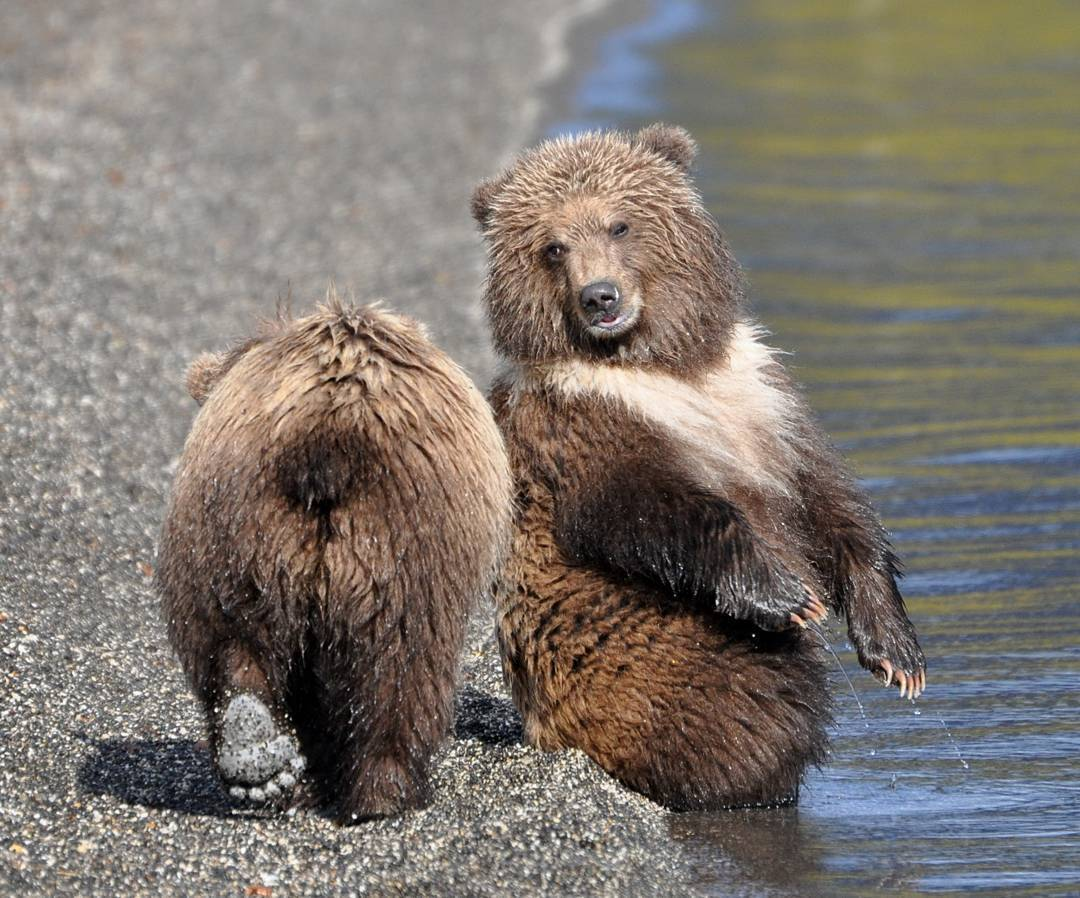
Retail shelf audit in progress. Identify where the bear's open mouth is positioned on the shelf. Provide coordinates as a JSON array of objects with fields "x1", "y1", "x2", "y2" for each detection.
[{"x1": 583, "y1": 304, "x2": 640, "y2": 338}]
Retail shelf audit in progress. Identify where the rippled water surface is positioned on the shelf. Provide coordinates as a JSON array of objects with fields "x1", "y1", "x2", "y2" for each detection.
[{"x1": 561, "y1": 1, "x2": 1080, "y2": 894}]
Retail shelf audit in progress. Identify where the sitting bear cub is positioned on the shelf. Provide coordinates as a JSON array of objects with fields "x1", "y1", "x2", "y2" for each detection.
[
  {"x1": 157, "y1": 298, "x2": 512, "y2": 822},
  {"x1": 472, "y1": 125, "x2": 926, "y2": 809}
]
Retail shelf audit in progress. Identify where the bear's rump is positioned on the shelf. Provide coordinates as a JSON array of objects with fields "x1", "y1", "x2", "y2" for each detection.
[{"x1": 501, "y1": 553, "x2": 830, "y2": 807}]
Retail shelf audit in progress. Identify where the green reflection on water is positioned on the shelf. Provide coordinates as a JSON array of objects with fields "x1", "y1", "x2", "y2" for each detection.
[
  {"x1": 645, "y1": 1, "x2": 1080, "y2": 895},
  {"x1": 657, "y1": 0, "x2": 1080, "y2": 581}
]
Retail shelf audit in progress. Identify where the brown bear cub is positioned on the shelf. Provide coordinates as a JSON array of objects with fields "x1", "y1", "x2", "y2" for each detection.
[
  {"x1": 157, "y1": 297, "x2": 512, "y2": 823},
  {"x1": 472, "y1": 125, "x2": 926, "y2": 811}
]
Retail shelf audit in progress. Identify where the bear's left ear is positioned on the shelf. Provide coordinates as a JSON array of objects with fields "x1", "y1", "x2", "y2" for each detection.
[
  {"x1": 471, "y1": 171, "x2": 511, "y2": 228},
  {"x1": 186, "y1": 351, "x2": 228, "y2": 405},
  {"x1": 634, "y1": 123, "x2": 698, "y2": 172},
  {"x1": 185, "y1": 339, "x2": 259, "y2": 405}
]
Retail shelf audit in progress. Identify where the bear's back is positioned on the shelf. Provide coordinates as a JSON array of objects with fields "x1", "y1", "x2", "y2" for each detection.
[{"x1": 161, "y1": 305, "x2": 512, "y2": 626}]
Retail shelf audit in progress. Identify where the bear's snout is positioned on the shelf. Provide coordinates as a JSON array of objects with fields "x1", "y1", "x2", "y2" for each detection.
[{"x1": 579, "y1": 281, "x2": 622, "y2": 324}]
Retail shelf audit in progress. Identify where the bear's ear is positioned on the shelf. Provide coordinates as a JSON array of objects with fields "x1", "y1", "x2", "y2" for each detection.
[
  {"x1": 185, "y1": 351, "x2": 228, "y2": 405},
  {"x1": 634, "y1": 123, "x2": 698, "y2": 172},
  {"x1": 185, "y1": 340, "x2": 258, "y2": 404},
  {"x1": 471, "y1": 171, "x2": 511, "y2": 228}
]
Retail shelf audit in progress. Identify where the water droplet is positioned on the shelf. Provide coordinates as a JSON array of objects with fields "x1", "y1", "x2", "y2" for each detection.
[{"x1": 936, "y1": 716, "x2": 970, "y2": 770}]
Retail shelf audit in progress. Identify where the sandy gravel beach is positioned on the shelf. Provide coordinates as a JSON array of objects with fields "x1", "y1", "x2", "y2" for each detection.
[{"x1": 0, "y1": 1, "x2": 698, "y2": 895}]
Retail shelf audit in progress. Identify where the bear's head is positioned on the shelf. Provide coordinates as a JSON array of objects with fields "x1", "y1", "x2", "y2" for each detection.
[{"x1": 472, "y1": 124, "x2": 743, "y2": 371}]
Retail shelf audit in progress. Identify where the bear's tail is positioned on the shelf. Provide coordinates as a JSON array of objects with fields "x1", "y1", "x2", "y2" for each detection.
[{"x1": 275, "y1": 435, "x2": 368, "y2": 517}]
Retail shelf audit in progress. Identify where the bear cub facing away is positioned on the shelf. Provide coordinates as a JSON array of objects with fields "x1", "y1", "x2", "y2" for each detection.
[
  {"x1": 157, "y1": 298, "x2": 512, "y2": 823},
  {"x1": 473, "y1": 125, "x2": 926, "y2": 810}
]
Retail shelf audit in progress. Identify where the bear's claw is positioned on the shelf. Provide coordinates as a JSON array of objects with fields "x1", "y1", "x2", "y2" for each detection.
[
  {"x1": 216, "y1": 693, "x2": 306, "y2": 805},
  {"x1": 737, "y1": 560, "x2": 830, "y2": 632},
  {"x1": 877, "y1": 659, "x2": 926, "y2": 700},
  {"x1": 789, "y1": 590, "x2": 829, "y2": 629}
]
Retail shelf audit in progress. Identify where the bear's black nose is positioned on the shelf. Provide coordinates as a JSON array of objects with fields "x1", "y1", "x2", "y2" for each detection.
[{"x1": 579, "y1": 281, "x2": 621, "y2": 316}]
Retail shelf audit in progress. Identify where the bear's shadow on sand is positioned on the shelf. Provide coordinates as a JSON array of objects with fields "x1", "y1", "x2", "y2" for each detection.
[
  {"x1": 76, "y1": 734, "x2": 233, "y2": 817},
  {"x1": 77, "y1": 686, "x2": 523, "y2": 816},
  {"x1": 453, "y1": 684, "x2": 524, "y2": 745}
]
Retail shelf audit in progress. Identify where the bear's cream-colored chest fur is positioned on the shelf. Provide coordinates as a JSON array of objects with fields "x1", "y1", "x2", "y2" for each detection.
[{"x1": 507, "y1": 321, "x2": 802, "y2": 496}]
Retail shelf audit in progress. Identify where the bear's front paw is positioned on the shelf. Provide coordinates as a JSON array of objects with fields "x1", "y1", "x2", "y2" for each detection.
[
  {"x1": 875, "y1": 659, "x2": 926, "y2": 700},
  {"x1": 215, "y1": 693, "x2": 307, "y2": 805},
  {"x1": 721, "y1": 558, "x2": 828, "y2": 632},
  {"x1": 855, "y1": 632, "x2": 926, "y2": 700},
  {"x1": 785, "y1": 583, "x2": 829, "y2": 631}
]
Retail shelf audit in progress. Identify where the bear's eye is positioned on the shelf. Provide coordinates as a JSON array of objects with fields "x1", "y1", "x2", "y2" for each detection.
[
  {"x1": 544, "y1": 242, "x2": 567, "y2": 263},
  {"x1": 610, "y1": 222, "x2": 630, "y2": 239}
]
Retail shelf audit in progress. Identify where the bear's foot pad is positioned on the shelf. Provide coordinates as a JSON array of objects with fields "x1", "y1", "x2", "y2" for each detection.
[{"x1": 216, "y1": 693, "x2": 306, "y2": 804}]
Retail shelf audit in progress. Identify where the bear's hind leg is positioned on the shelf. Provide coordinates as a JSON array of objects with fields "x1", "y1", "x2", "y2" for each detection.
[
  {"x1": 339, "y1": 752, "x2": 431, "y2": 824},
  {"x1": 311, "y1": 641, "x2": 441, "y2": 824},
  {"x1": 209, "y1": 641, "x2": 307, "y2": 806}
]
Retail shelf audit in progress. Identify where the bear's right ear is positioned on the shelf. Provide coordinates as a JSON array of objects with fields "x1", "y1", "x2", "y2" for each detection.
[
  {"x1": 634, "y1": 123, "x2": 698, "y2": 172},
  {"x1": 470, "y1": 171, "x2": 511, "y2": 228},
  {"x1": 185, "y1": 351, "x2": 228, "y2": 405}
]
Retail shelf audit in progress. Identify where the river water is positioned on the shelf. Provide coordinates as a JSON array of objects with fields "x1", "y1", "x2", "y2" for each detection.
[{"x1": 551, "y1": 1, "x2": 1080, "y2": 894}]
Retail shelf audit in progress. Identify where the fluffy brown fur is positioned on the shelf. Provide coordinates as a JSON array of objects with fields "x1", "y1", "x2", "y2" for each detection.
[
  {"x1": 157, "y1": 298, "x2": 512, "y2": 823},
  {"x1": 473, "y1": 125, "x2": 926, "y2": 810}
]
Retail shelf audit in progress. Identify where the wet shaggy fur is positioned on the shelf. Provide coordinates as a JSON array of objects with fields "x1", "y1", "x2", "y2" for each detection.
[
  {"x1": 157, "y1": 301, "x2": 512, "y2": 823},
  {"x1": 474, "y1": 125, "x2": 926, "y2": 810}
]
